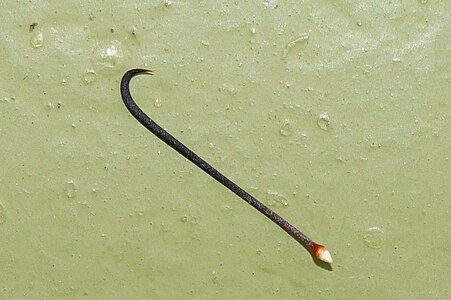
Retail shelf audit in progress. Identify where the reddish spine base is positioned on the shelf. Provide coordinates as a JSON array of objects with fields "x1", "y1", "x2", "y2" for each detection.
[{"x1": 312, "y1": 243, "x2": 326, "y2": 260}]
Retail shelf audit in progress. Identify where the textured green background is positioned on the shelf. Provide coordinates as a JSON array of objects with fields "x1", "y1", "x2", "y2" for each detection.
[{"x1": 0, "y1": 1, "x2": 449, "y2": 299}]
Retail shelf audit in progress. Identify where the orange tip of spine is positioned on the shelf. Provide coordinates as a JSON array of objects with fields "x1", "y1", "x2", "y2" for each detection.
[{"x1": 312, "y1": 243, "x2": 333, "y2": 264}]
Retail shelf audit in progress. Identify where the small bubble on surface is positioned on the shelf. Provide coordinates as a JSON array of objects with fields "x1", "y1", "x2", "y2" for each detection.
[
  {"x1": 220, "y1": 83, "x2": 237, "y2": 96},
  {"x1": 180, "y1": 215, "x2": 188, "y2": 223},
  {"x1": 266, "y1": 190, "x2": 288, "y2": 207},
  {"x1": 210, "y1": 271, "x2": 218, "y2": 284},
  {"x1": 1, "y1": 96, "x2": 15, "y2": 103},
  {"x1": 131, "y1": 26, "x2": 138, "y2": 36},
  {"x1": 135, "y1": 209, "x2": 145, "y2": 216},
  {"x1": 154, "y1": 97, "x2": 162, "y2": 108},
  {"x1": 263, "y1": 0, "x2": 279, "y2": 8},
  {"x1": 279, "y1": 118, "x2": 293, "y2": 136},
  {"x1": 65, "y1": 180, "x2": 77, "y2": 198},
  {"x1": 363, "y1": 227, "x2": 385, "y2": 249},
  {"x1": 317, "y1": 112, "x2": 330, "y2": 130},
  {"x1": 392, "y1": 55, "x2": 402, "y2": 63},
  {"x1": 83, "y1": 69, "x2": 97, "y2": 84},
  {"x1": 30, "y1": 32, "x2": 44, "y2": 48},
  {"x1": 287, "y1": 34, "x2": 309, "y2": 48},
  {"x1": 282, "y1": 34, "x2": 309, "y2": 57},
  {"x1": 94, "y1": 40, "x2": 123, "y2": 68}
]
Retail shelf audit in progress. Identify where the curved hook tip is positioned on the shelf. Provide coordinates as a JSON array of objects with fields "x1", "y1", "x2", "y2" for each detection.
[
  {"x1": 130, "y1": 68, "x2": 154, "y2": 76},
  {"x1": 121, "y1": 68, "x2": 154, "y2": 96}
]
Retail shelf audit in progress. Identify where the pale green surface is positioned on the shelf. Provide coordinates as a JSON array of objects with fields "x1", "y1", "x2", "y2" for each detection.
[{"x1": 0, "y1": 1, "x2": 449, "y2": 299}]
